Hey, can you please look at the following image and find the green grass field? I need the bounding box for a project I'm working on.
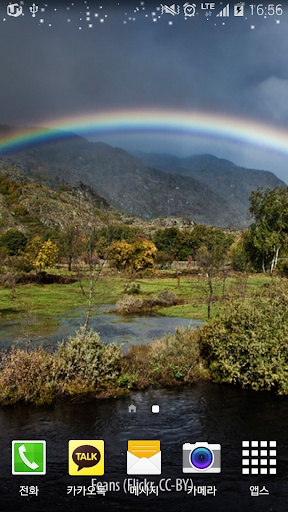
[0,270,273,322]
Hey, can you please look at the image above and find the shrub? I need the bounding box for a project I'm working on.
[0,272,16,288]
[116,294,143,313]
[125,282,141,295]
[0,346,56,406]
[199,280,288,394]
[53,328,121,389]
[156,288,178,306]
[0,328,122,405]
[121,326,208,388]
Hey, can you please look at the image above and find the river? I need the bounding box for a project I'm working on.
[0,312,288,511]
[0,306,200,351]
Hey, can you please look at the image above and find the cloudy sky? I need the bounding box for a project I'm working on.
[1,0,288,180]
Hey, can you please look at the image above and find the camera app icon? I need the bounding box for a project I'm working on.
[183,442,221,473]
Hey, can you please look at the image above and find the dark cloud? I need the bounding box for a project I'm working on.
[0,0,288,178]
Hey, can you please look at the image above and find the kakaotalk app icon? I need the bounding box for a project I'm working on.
[68,440,104,476]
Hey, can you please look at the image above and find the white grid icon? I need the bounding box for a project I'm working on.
[241,441,277,474]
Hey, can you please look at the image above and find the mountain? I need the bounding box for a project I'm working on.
[0,126,285,227]
[131,151,285,222]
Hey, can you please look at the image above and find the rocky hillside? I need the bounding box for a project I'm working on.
[132,151,285,221]
[0,127,285,227]
[0,162,114,234]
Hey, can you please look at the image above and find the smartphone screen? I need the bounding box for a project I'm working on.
[0,1,288,511]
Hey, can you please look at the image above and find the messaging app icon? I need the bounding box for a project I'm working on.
[127,440,161,475]
[12,440,46,475]
[69,440,104,476]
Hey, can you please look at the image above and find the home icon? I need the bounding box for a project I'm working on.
[128,404,136,413]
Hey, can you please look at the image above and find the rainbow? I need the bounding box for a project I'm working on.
[0,109,288,156]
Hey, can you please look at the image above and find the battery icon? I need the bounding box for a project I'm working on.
[234,3,244,16]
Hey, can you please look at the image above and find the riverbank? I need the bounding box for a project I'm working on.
[0,325,208,406]
[1,278,288,406]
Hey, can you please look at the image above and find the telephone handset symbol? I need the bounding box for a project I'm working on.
[18,444,39,470]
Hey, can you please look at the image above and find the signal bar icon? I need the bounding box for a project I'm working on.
[216,3,230,16]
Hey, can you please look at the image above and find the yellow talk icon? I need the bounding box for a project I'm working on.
[69,440,104,476]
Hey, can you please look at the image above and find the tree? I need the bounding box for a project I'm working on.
[35,240,58,269]
[229,232,249,272]
[246,187,288,275]
[195,243,227,320]
[24,236,58,271]
[109,238,157,273]
[0,229,28,256]
[61,224,83,271]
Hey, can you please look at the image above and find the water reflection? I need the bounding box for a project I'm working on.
[0,306,201,351]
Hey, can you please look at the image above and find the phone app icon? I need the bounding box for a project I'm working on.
[68,440,104,476]
[127,440,161,475]
[12,440,46,475]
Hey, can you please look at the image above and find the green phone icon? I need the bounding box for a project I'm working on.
[12,441,46,475]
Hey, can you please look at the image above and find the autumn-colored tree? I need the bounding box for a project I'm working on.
[24,237,58,271]
[35,240,58,269]
[109,239,157,273]
[24,236,42,265]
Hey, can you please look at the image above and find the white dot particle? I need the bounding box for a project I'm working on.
[88,24,93,28]
[251,24,255,29]
[100,18,104,22]
[67,19,71,22]
[168,20,173,24]
[40,19,44,23]
[79,27,82,29]
[276,19,280,23]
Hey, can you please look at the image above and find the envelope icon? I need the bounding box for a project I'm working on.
[127,440,161,475]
